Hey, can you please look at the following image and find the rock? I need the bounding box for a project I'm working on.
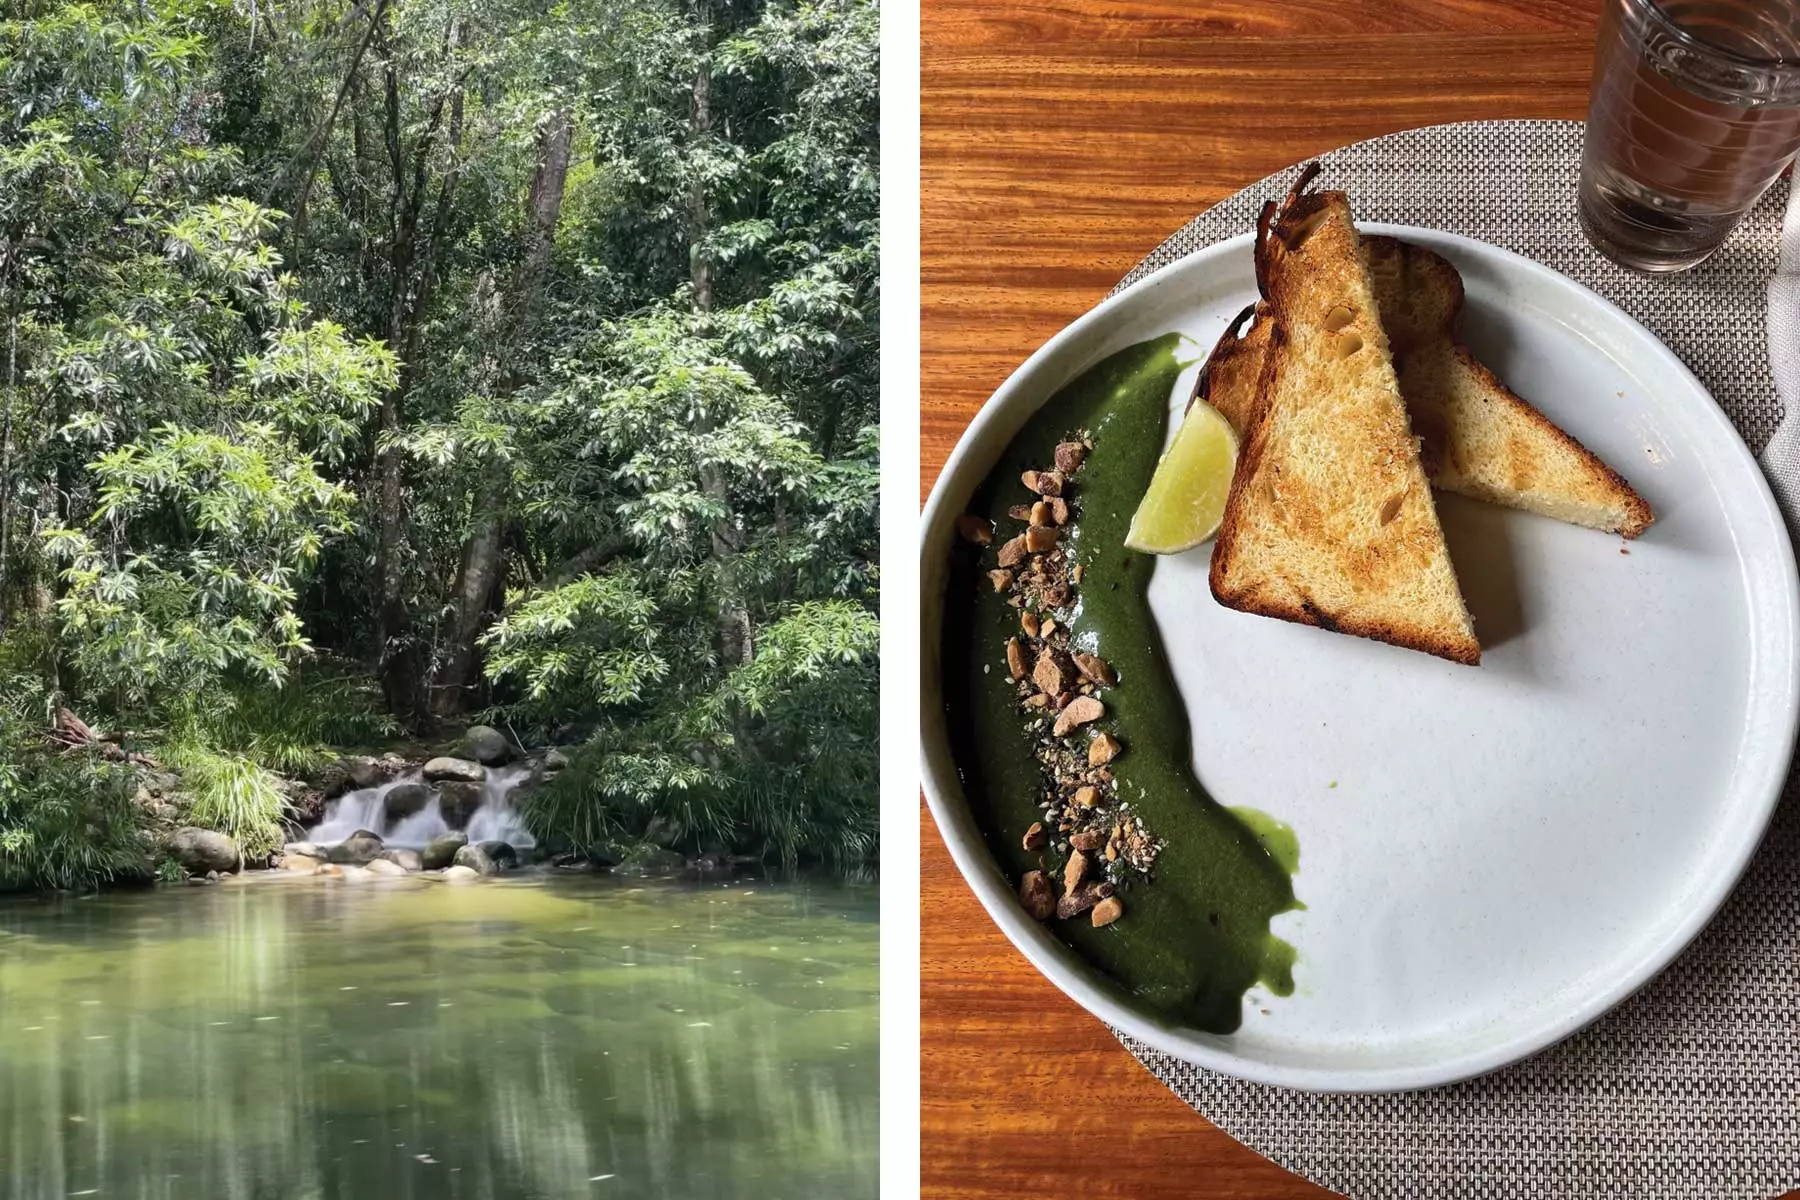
[456,725,512,765]
[478,840,519,870]
[326,830,385,865]
[437,781,485,828]
[316,863,344,878]
[278,854,323,873]
[335,864,373,882]
[453,843,498,875]
[643,815,681,850]
[422,757,485,783]
[619,844,685,876]
[440,864,480,883]
[168,827,241,876]
[365,858,408,877]
[283,842,326,860]
[343,756,387,789]
[544,748,570,771]
[421,832,467,870]
[383,782,433,820]
[379,848,424,872]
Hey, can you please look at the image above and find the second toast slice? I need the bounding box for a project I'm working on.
[1209,183,1480,666]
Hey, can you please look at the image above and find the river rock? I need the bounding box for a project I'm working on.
[437,781,485,828]
[168,827,241,876]
[379,848,424,871]
[478,840,519,870]
[643,815,681,850]
[335,864,373,882]
[440,864,480,883]
[452,843,498,875]
[365,858,408,877]
[456,725,513,765]
[283,842,326,860]
[278,853,323,873]
[543,748,570,771]
[423,756,485,783]
[343,756,388,789]
[383,782,433,820]
[620,844,685,876]
[422,832,467,870]
[326,830,385,865]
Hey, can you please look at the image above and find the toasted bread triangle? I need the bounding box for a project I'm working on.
[1207,239,1653,539]
[1208,189,1481,666]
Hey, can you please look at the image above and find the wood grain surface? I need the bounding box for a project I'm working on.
[918,2,1605,1196]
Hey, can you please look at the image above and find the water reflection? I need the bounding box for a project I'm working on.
[0,875,878,1199]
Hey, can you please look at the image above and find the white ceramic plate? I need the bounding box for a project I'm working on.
[919,225,1800,1093]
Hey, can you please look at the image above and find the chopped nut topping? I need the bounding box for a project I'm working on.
[1052,695,1104,737]
[1005,638,1026,681]
[1070,829,1104,853]
[1021,469,1065,497]
[1049,497,1070,525]
[1073,652,1117,688]
[1070,563,1084,584]
[1022,822,1047,851]
[1039,618,1057,639]
[1063,848,1090,895]
[1025,692,1049,708]
[1056,884,1105,920]
[1054,442,1087,473]
[1088,731,1122,766]
[996,535,1028,568]
[1020,611,1040,638]
[1032,649,1070,696]
[956,514,994,545]
[1025,525,1060,553]
[1030,500,1054,526]
[1019,871,1056,921]
[988,569,1014,592]
[1091,896,1124,927]
[1007,503,1034,521]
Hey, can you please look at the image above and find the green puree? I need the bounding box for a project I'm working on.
[942,333,1301,1034]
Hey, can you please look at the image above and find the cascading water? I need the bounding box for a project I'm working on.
[307,763,536,850]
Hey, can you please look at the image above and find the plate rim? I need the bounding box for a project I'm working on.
[917,222,1800,1093]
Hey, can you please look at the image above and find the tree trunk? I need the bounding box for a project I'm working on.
[432,109,573,716]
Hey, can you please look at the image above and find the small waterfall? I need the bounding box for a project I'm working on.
[306,762,537,850]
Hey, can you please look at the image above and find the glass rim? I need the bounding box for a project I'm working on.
[1637,0,1800,73]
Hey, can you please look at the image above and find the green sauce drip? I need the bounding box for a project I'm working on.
[942,333,1301,1034]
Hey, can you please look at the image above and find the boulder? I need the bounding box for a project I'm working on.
[422,757,485,783]
[379,848,424,872]
[283,842,326,860]
[383,782,433,821]
[168,827,241,876]
[543,748,570,772]
[421,832,467,870]
[453,843,499,875]
[326,830,385,865]
[478,840,519,870]
[456,725,512,766]
[278,854,323,873]
[365,858,408,877]
[437,781,486,828]
[440,864,480,883]
[343,756,387,790]
[643,815,682,850]
[619,843,685,876]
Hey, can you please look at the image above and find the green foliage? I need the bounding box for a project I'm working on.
[0,0,879,882]
[161,743,287,859]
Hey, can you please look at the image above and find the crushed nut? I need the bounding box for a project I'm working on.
[1091,896,1124,927]
[1020,611,1040,638]
[1007,503,1034,521]
[1005,638,1026,680]
[1054,442,1087,473]
[1049,497,1070,524]
[988,569,1014,592]
[1022,822,1047,851]
[1073,785,1097,808]
[1052,695,1104,737]
[996,535,1028,568]
[1019,870,1056,921]
[956,514,994,545]
[1032,649,1070,696]
[1070,563,1084,584]
[1039,618,1057,638]
[1088,731,1122,765]
[1070,829,1104,853]
[1026,525,1059,552]
[1063,848,1090,895]
[1023,469,1064,497]
[1056,884,1105,920]
[1073,652,1117,687]
[1030,500,1054,526]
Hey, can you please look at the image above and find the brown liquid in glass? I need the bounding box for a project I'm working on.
[1580,0,1800,271]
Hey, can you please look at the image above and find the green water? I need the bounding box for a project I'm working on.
[943,333,1300,1033]
[0,874,877,1200]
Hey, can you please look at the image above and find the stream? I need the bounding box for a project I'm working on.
[0,873,877,1199]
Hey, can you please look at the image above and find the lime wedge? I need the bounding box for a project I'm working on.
[1123,399,1239,554]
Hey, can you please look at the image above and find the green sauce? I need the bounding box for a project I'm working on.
[942,333,1301,1034]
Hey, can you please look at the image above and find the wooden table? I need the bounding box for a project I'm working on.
[919,3,1601,1195]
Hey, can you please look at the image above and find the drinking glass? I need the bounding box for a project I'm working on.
[1579,0,1800,273]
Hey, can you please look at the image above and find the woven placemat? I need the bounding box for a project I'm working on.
[1107,120,1800,1200]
